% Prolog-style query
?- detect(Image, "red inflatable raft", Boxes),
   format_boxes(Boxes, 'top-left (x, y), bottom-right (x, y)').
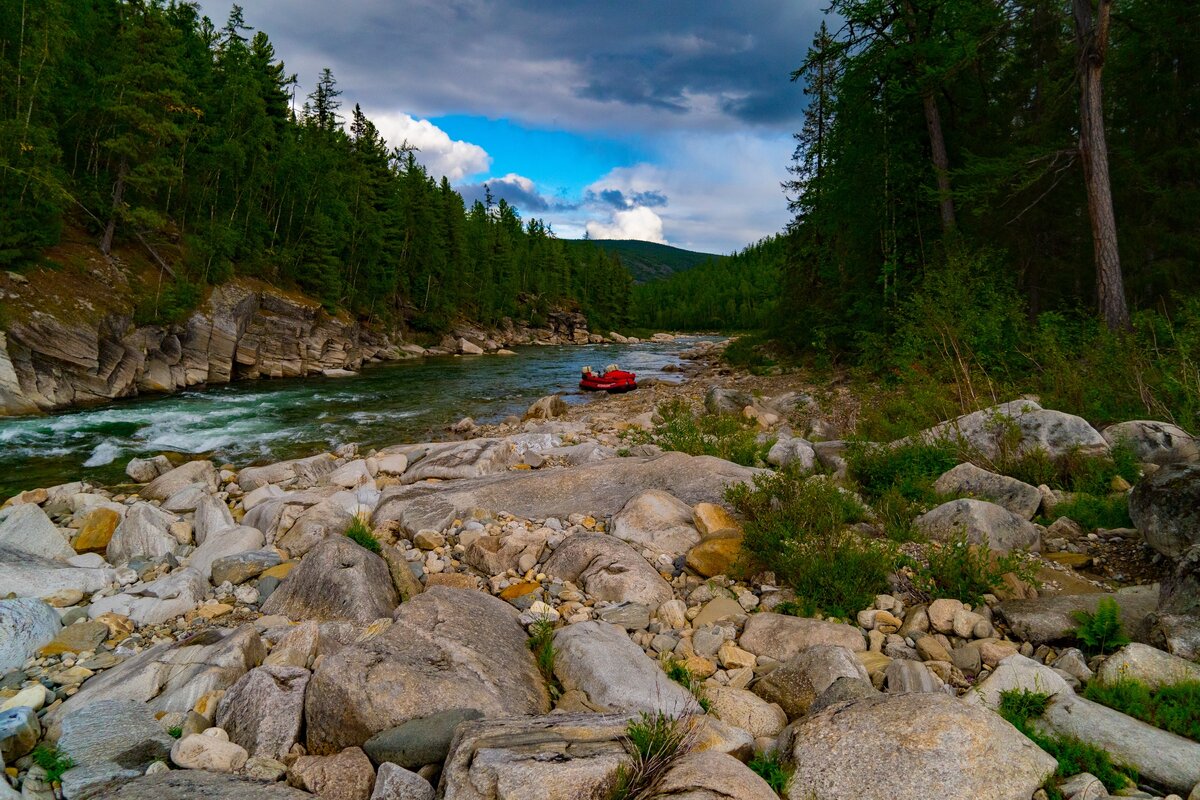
top-left (580, 365), bottom-right (637, 393)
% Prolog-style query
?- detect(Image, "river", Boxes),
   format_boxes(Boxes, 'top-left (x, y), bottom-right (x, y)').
top-left (0, 338), bottom-right (712, 498)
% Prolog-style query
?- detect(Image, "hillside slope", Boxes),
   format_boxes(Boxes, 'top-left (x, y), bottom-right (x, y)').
top-left (567, 239), bottom-right (722, 283)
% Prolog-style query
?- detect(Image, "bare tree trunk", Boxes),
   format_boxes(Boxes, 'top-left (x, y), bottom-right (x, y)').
top-left (922, 91), bottom-right (956, 232)
top-left (100, 158), bottom-right (128, 256)
top-left (1073, 0), bottom-right (1129, 330)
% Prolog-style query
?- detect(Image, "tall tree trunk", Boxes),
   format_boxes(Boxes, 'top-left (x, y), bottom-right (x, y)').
top-left (921, 91), bottom-right (956, 232)
top-left (900, 0), bottom-right (956, 234)
top-left (100, 158), bottom-right (128, 256)
top-left (1073, 0), bottom-right (1129, 330)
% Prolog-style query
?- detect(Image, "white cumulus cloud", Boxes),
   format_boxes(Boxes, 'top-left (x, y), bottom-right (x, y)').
top-left (367, 111), bottom-right (491, 182)
top-left (585, 206), bottom-right (667, 244)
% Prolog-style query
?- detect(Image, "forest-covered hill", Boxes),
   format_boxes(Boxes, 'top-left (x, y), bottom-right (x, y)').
top-left (0, 1), bottom-right (632, 334)
top-left (569, 239), bottom-right (720, 284)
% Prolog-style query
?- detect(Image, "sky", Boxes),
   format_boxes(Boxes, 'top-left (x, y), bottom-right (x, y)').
top-left (198, 1), bottom-right (825, 254)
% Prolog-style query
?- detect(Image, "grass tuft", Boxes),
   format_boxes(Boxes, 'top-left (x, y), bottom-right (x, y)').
top-left (605, 712), bottom-right (697, 800)
top-left (909, 533), bottom-right (1036, 606)
top-left (997, 688), bottom-right (1137, 793)
top-left (650, 398), bottom-right (773, 467)
top-left (663, 657), bottom-right (711, 713)
top-left (31, 744), bottom-right (75, 784)
top-left (1084, 678), bottom-right (1200, 742)
top-left (527, 618), bottom-right (562, 701)
top-left (1040, 493), bottom-right (1132, 531)
top-left (748, 749), bottom-right (793, 795)
top-left (344, 515), bottom-right (381, 553)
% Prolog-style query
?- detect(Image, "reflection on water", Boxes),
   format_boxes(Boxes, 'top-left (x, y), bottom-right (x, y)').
top-left (0, 338), bottom-right (714, 497)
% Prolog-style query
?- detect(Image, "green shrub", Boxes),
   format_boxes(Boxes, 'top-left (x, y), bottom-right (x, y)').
top-left (31, 744), bottom-right (75, 784)
top-left (133, 277), bottom-right (204, 326)
top-left (723, 333), bottom-right (779, 375)
top-left (344, 516), bottom-right (381, 553)
top-left (911, 533), bottom-right (1035, 606)
top-left (727, 470), bottom-right (893, 618)
top-left (167, 726), bottom-right (183, 739)
top-left (1040, 494), bottom-right (1132, 531)
top-left (527, 618), bottom-right (562, 701)
top-left (848, 369), bottom-right (968, 442)
top-left (748, 749), bottom-right (792, 795)
top-left (1072, 597), bottom-right (1130, 655)
top-left (997, 688), bottom-right (1136, 793)
top-left (663, 657), bottom-right (711, 713)
top-left (871, 487), bottom-right (928, 543)
top-left (1000, 444), bottom-right (1139, 496)
top-left (846, 439), bottom-right (960, 503)
top-left (605, 712), bottom-right (696, 800)
top-left (1084, 678), bottom-right (1200, 742)
top-left (652, 398), bottom-right (772, 467)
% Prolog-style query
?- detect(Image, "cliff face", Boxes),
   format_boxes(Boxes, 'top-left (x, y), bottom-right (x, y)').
top-left (0, 280), bottom-right (401, 416)
top-left (0, 263), bottom-right (595, 417)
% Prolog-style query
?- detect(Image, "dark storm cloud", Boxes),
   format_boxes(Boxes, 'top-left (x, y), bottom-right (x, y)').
top-left (195, 0), bottom-right (824, 134)
top-left (458, 175), bottom-right (577, 214)
top-left (586, 189), bottom-right (669, 209)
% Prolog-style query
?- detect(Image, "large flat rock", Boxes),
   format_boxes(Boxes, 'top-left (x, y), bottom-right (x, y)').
top-left (103, 770), bottom-right (311, 799)
top-left (786, 692), bottom-right (1056, 800)
top-left (995, 585), bottom-right (1160, 645)
top-left (373, 452), bottom-right (759, 534)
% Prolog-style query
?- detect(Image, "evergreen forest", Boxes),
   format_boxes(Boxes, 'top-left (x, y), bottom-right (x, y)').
top-left (0, 1), bottom-right (633, 332)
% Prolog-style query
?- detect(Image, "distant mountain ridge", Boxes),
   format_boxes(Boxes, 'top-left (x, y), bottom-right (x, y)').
top-left (566, 239), bottom-right (722, 284)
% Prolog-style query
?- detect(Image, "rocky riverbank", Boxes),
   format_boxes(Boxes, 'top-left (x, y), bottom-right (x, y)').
top-left (1, 344), bottom-right (1199, 800)
top-left (0, 265), bottom-right (638, 417)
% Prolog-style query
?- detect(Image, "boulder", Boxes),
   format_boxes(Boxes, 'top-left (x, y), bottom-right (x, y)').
top-left (1094, 642), bottom-right (1200, 689)
top-left (211, 550), bottom-right (282, 586)
top-left (459, 338), bottom-right (484, 355)
top-left (0, 598), bottom-right (60, 673)
top-left (921, 400), bottom-right (1108, 461)
top-left (739, 613), bottom-right (864, 662)
top-left (1157, 545), bottom-right (1200, 660)
top-left (883, 659), bottom-right (944, 693)
top-left (38, 619), bottom-right (108, 655)
top-left (752, 645), bottom-right (869, 719)
top-left (330, 459), bottom-right (373, 489)
top-left (913, 498), bottom-right (1041, 552)
top-left (767, 438), bottom-right (817, 471)
top-left (87, 566), bottom-right (208, 626)
top-left (303, 587), bottom-right (549, 754)
top-left (0, 548), bottom-right (117, 598)
top-left (45, 625), bottom-right (266, 735)
top-left (276, 499), bottom-right (355, 558)
top-left (0, 706), bottom-right (38, 762)
top-left (104, 771), bottom-right (311, 799)
top-left (703, 685), bottom-right (787, 737)
top-left (705, 387), bottom-right (754, 415)
top-left (439, 712), bottom-right (633, 800)
top-left (463, 528), bottom-right (548, 576)
top-left (288, 746), bottom-right (375, 800)
top-left (72, 507), bottom-right (122, 554)
top-left (238, 454), bottom-right (338, 492)
top-left (969, 656), bottom-right (1200, 794)
top-left (106, 503), bottom-right (177, 565)
top-left (193, 495), bottom-right (235, 545)
top-left (1129, 463), bottom-right (1200, 559)
top-left (216, 665), bottom-right (310, 760)
top-left (57, 699), bottom-right (174, 770)
top-left (363, 708), bottom-right (484, 770)
top-left (0, 503), bottom-right (73, 560)
top-left (651, 750), bottom-right (779, 800)
top-left (785, 693), bottom-right (1056, 800)
top-left (543, 533), bottom-right (673, 607)
top-left (187, 525), bottom-right (265, 582)
top-left (263, 619), bottom-right (319, 669)
top-left (1103, 420), bottom-right (1199, 465)
top-left (524, 394), bottom-right (568, 421)
top-left (609, 489), bottom-right (701, 557)
top-left (126, 455), bottom-right (172, 483)
top-left (140, 460), bottom-right (218, 502)
top-left (373, 452), bottom-right (759, 535)
top-left (170, 730), bottom-right (249, 772)
top-left (692, 503), bottom-right (740, 537)
top-left (933, 463), bottom-right (1042, 520)
top-left (261, 536), bottom-right (398, 624)
top-left (995, 586), bottom-right (1159, 645)
top-left (371, 763), bottom-right (434, 800)
top-left (552, 621), bottom-right (700, 717)
top-left (398, 439), bottom-right (520, 484)
top-left (685, 535), bottom-right (742, 578)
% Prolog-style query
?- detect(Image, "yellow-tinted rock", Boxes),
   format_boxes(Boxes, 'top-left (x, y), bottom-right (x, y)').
top-left (261, 561), bottom-right (297, 580)
top-left (424, 572), bottom-right (479, 590)
top-left (499, 581), bottom-right (540, 601)
top-left (692, 503), bottom-right (741, 538)
top-left (72, 507), bottom-right (121, 554)
top-left (685, 535), bottom-right (743, 578)
top-left (196, 603), bottom-right (233, 620)
top-left (95, 612), bottom-right (134, 642)
top-left (39, 620), bottom-right (108, 656)
top-left (193, 690), bottom-right (225, 718)
top-left (857, 650), bottom-right (892, 677)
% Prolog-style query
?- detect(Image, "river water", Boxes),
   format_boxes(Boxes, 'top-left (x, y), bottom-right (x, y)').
top-left (0, 338), bottom-right (711, 498)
